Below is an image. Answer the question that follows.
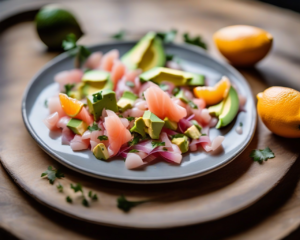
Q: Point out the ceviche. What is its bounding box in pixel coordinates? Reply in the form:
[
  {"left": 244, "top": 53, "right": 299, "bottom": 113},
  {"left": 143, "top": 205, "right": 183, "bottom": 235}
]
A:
[{"left": 43, "top": 32, "right": 246, "bottom": 170}]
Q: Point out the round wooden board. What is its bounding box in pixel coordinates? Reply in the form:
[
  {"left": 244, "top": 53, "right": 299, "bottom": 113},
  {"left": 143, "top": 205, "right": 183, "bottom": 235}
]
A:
[{"left": 1, "top": 0, "right": 300, "bottom": 230}]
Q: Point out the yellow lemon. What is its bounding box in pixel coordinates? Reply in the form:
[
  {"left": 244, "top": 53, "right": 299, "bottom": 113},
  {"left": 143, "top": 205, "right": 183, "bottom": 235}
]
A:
[
  {"left": 257, "top": 87, "right": 300, "bottom": 138},
  {"left": 214, "top": 25, "right": 273, "bottom": 66}
]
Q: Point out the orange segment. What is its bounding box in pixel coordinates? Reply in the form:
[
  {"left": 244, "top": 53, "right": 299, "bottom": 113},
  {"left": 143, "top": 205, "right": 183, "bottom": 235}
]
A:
[
  {"left": 193, "top": 76, "right": 231, "bottom": 106},
  {"left": 59, "top": 93, "right": 84, "bottom": 117}
]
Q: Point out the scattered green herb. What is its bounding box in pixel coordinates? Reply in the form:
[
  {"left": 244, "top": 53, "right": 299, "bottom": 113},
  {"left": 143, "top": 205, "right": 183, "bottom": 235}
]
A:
[
  {"left": 240, "top": 122, "right": 243, "bottom": 127},
  {"left": 171, "top": 133, "right": 185, "bottom": 140},
  {"left": 111, "top": 30, "right": 126, "bottom": 40},
  {"left": 57, "top": 183, "right": 63, "bottom": 193},
  {"left": 93, "top": 92, "right": 103, "bottom": 102},
  {"left": 88, "top": 122, "right": 100, "bottom": 131},
  {"left": 71, "top": 183, "right": 89, "bottom": 207},
  {"left": 250, "top": 147, "right": 275, "bottom": 164},
  {"left": 128, "top": 134, "right": 141, "bottom": 146},
  {"left": 163, "top": 147, "right": 168, "bottom": 151},
  {"left": 44, "top": 99, "right": 48, "bottom": 108},
  {"left": 183, "top": 33, "right": 207, "bottom": 50},
  {"left": 88, "top": 191, "right": 98, "bottom": 201},
  {"left": 126, "top": 116, "right": 135, "bottom": 121},
  {"left": 62, "top": 33, "right": 77, "bottom": 50},
  {"left": 117, "top": 195, "right": 149, "bottom": 212},
  {"left": 159, "top": 83, "right": 169, "bottom": 91},
  {"left": 166, "top": 54, "right": 174, "bottom": 61},
  {"left": 188, "top": 100, "right": 198, "bottom": 109},
  {"left": 151, "top": 141, "right": 165, "bottom": 148},
  {"left": 119, "top": 115, "right": 123, "bottom": 118},
  {"left": 129, "top": 149, "right": 139, "bottom": 153},
  {"left": 98, "top": 135, "right": 108, "bottom": 141},
  {"left": 157, "top": 29, "right": 177, "bottom": 43},
  {"left": 82, "top": 198, "right": 89, "bottom": 207},
  {"left": 63, "top": 83, "right": 75, "bottom": 97},
  {"left": 201, "top": 134, "right": 207, "bottom": 136},
  {"left": 172, "top": 87, "right": 180, "bottom": 96},
  {"left": 125, "top": 81, "right": 135, "bottom": 88},
  {"left": 66, "top": 196, "right": 72, "bottom": 203},
  {"left": 41, "top": 166, "right": 65, "bottom": 184},
  {"left": 142, "top": 92, "right": 145, "bottom": 100}
]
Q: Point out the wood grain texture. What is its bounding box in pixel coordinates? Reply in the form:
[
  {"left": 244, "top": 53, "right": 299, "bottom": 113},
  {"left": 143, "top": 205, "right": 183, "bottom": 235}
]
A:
[{"left": 1, "top": 0, "right": 300, "bottom": 238}]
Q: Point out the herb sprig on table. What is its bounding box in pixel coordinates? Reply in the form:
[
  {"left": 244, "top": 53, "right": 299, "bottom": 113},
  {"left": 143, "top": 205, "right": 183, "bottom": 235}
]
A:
[
  {"left": 250, "top": 147, "right": 275, "bottom": 164},
  {"left": 117, "top": 195, "right": 150, "bottom": 212}
]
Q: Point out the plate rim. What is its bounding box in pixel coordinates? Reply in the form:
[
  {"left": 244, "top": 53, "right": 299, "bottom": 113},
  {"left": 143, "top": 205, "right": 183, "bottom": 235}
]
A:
[{"left": 21, "top": 41, "right": 257, "bottom": 184}]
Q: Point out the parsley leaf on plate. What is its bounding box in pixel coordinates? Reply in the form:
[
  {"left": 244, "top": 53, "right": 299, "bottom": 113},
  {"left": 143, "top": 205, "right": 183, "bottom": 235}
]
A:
[
  {"left": 63, "top": 83, "right": 75, "bottom": 97},
  {"left": 157, "top": 29, "right": 177, "bottom": 43},
  {"left": 240, "top": 122, "right": 243, "bottom": 127},
  {"left": 151, "top": 141, "right": 165, "bottom": 148},
  {"left": 250, "top": 147, "right": 275, "bottom": 164},
  {"left": 128, "top": 134, "right": 141, "bottom": 146},
  {"left": 125, "top": 81, "right": 135, "bottom": 88},
  {"left": 126, "top": 116, "right": 135, "bottom": 121},
  {"left": 117, "top": 195, "right": 149, "bottom": 212},
  {"left": 129, "top": 149, "right": 139, "bottom": 153},
  {"left": 188, "top": 100, "right": 198, "bottom": 109},
  {"left": 159, "top": 83, "right": 169, "bottom": 91},
  {"left": 41, "top": 166, "right": 65, "bottom": 184},
  {"left": 183, "top": 33, "right": 207, "bottom": 50},
  {"left": 66, "top": 196, "right": 72, "bottom": 203},
  {"left": 98, "top": 135, "right": 108, "bottom": 141},
  {"left": 88, "top": 191, "right": 98, "bottom": 201},
  {"left": 44, "top": 99, "right": 48, "bottom": 108},
  {"left": 111, "top": 30, "right": 126, "bottom": 40},
  {"left": 166, "top": 54, "right": 174, "bottom": 61},
  {"left": 88, "top": 122, "right": 100, "bottom": 131},
  {"left": 92, "top": 92, "right": 103, "bottom": 102}
]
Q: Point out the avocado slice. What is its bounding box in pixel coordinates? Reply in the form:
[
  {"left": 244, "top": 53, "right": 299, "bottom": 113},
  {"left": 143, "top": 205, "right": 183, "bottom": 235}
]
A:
[
  {"left": 208, "top": 100, "right": 225, "bottom": 117},
  {"left": 117, "top": 91, "right": 138, "bottom": 112},
  {"left": 121, "top": 32, "right": 165, "bottom": 72},
  {"left": 130, "top": 117, "right": 146, "bottom": 138},
  {"left": 164, "top": 117, "right": 178, "bottom": 131},
  {"left": 67, "top": 118, "right": 88, "bottom": 135},
  {"left": 187, "top": 73, "right": 205, "bottom": 86},
  {"left": 216, "top": 87, "right": 239, "bottom": 129},
  {"left": 171, "top": 135, "right": 189, "bottom": 153},
  {"left": 184, "top": 125, "right": 201, "bottom": 139},
  {"left": 93, "top": 143, "right": 109, "bottom": 161},
  {"left": 190, "top": 120, "right": 202, "bottom": 132},
  {"left": 143, "top": 110, "right": 165, "bottom": 139},
  {"left": 87, "top": 89, "right": 118, "bottom": 121},
  {"left": 69, "top": 90, "right": 82, "bottom": 100}
]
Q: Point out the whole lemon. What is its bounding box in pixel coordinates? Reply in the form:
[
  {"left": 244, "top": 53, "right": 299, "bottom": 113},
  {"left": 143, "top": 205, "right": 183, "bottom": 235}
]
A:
[
  {"left": 257, "top": 87, "right": 300, "bottom": 138},
  {"left": 214, "top": 25, "right": 273, "bottom": 66}
]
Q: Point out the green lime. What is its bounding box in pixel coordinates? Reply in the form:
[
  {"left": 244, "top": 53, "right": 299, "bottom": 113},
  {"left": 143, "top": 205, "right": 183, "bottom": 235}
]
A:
[{"left": 35, "top": 5, "right": 83, "bottom": 50}]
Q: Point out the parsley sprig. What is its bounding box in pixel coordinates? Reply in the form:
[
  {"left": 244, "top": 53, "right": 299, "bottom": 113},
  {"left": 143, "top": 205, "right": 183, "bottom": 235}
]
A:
[
  {"left": 41, "top": 166, "right": 65, "bottom": 184},
  {"left": 126, "top": 116, "right": 135, "bottom": 121},
  {"left": 92, "top": 92, "right": 103, "bottom": 102},
  {"left": 117, "top": 195, "right": 149, "bottom": 212},
  {"left": 71, "top": 183, "right": 90, "bottom": 207},
  {"left": 250, "top": 147, "right": 275, "bottom": 164},
  {"left": 98, "top": 135, "right": 108, "bottom": 141},
  {"left": 88, "top": 122, "right": 100, "bottom": 131},
  {"left": 183, "top": 33, "right": 207, "bottom": 50},
  {"left": 111, "top": 30, "right": 126, "bottom": 40},
  {"left": 151, "top": 141, "right": 165, "bottom": 148},
  {"left": 157, "top": 29, "right": 177, "bottom": 43},
  {"left": 63, "top": 83, "right": 75, "bottom": 97}
]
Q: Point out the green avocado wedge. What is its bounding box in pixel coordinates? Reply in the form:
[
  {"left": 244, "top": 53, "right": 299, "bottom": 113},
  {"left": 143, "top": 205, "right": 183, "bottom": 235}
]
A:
[
  {"left": 216, "top": 87, "right": 239, "bottom": 129},
  {"left": 121, "top": 32, "right": 165, "bottom": 72}
]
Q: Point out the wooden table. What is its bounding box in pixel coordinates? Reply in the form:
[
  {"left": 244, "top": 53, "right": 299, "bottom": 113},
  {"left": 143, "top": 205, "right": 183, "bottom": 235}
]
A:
[{"left": 1, "top": 0, "right": 300, "bottom": 239}]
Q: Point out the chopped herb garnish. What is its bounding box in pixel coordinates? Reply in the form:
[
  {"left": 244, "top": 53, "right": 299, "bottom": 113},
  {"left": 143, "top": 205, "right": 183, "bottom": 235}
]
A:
[
  {"left": 201, "top": 134, "right": 207, "bottom": 136},
  {"left": 188, "top": 100, "right": 198, "bottom": 109},
  {"left": 128, "top": 134, "right": 141, "bottom": 146},
  {"left": 111, "top": 30, "right": 126, "bottom": 40},
  {"left": 156, "top": 29, "right": 177, "bottom": 43},
  {"left": 98, "top": 135, "right": 108, "bottom": 141},
  {"left": 172, "top": 87, "right": 180, "bottom": 95},
  {"left": 151, "top": 141, "right": 165, "bottom": 148},
  {"left": 129, "top": 149, "right": 139, "bottom": 153},
  {"left": 125, "top": 81, "right": 135, "bottom": 88},
  {"left": 183, "top": 33, "right": 207, "bottom": 50},
  {"left": 142, "top": 92, "right": 145, "bottom": 100},
  {"left": 83, "top": 103, "right": 87, "bottom": 107},
  {"left": 159, "top": 83, "right": 169, "bottom": 91},
  {"left": 119, "top": 115, "right": 123, "bottom": 118},
  {"left": 82, "top": 198, "right": 89, "bottom": 207},
  {"left": 57, "top": 183, "right": 63, "bottom": 193},
  {"left": 163, "top": 147, "right": 168, "bottom": 151},
  {"left": 63, "top": 83, "right": 75, "bottom": 97},
  {"left": 166, "top": 54, "right": 174, "bottom": 61},
  {"left": 117, "top": 195, "right": 149, "bottom": 212},
  {"left": 62, "top": 33, "right": 91, "bottom": 68},
  {"left": 88, "top": 122, "right": 100, "bottom": 131},
  {"left": 41, "top": 166, "right": 65, "bottom": 184},
  {"left": 171, "top": 133, "right": 185, "bottom": 140},
  {"left": 88, "top": 191, "right": 98, "bottom": 201},
  {"left": 240, "top": 122, "right": 243, "bottom": 127},
  {"left": 250, "top": 147, "right": 275, "bottom": 164},
  {"left": 126, "top": 116, "right": 135, "bottom": 121},
  {"left": 71, "top": 183, "right": 89, "bottom": 207},
  {"left": 44, "top": 99, "right": 48, "bottom": 108},
  {"left": 92, "top": 92, "right": 103, "bottom": 102},
  {"left": 66, "top": 196, "right": 72, "bottom": 203}
]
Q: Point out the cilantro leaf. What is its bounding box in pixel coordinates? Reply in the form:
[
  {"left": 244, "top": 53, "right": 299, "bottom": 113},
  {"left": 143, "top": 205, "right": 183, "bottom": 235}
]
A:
[
  {"left": 98, "top": 135, "right": 108, "bottom": 141},
  {"left": 117, "top": 195, "right": 149, "bottom": 212},
  {"left": 66, "top": 196, "right": 72, "bottom": 203},
  {"left": 183, "top": 33, "right": 207, "bottom": 50},
  {"left": 171, "top": 133, "right": 186, "bottom": 140},
  {"left": 125, "top": 81, "right": 135, "bottom": 88},
  {"left": 88, "top": 122, "right": 100, "bottom": 131},
  {"left": 41, "top": 166, "right": 65, "bottom": 184},
  {"left": 62, "top": 33, "right": 77, "bottom": 50},
  {"left": 151, "top": 141, "right": 165, "bottom": 148},
  {"left": 157, "top": 29, "right": 177, "bottom": 43},
  {"left": 71, "top": 183, "right": 83, "bottom": 193},
  {"left": 172, "top": 87, "right": 180, "bottom": 96},
  {"left": 82, "top": 198, "right": 89, "bottom": 207},
  {"left": 88, "top": 191, "right": 98, "bottom": 201},
  {"left": 250, "top": 147, "right": 275, "bottom": 164},
  {"left": 240, "top": 122, "right": 243, "bottom": 127},
  {"left": 92, "top": 92, "right": 103, "bottom": 102},
  {"left": 163, "top": 147, "right": 168, "bottom": 151},
  {"left": 63, "top": 83, "right": 75, "bottom": 97},
  {"left": 129, "top": 149, "right": 139, "bottom": 153},
  {"left": 119, "top": 115, "right": 123, "bottom": 118},
  {"left": 166, "top": 54, "right": 174, "bottom": 61},
  {"left": 126, "top": 116, "right": 135, "bottom": 121},
  {"left": 57, "top": 183, "right": 63, "bottom": 193},
  {"left": 111, "top": 30, "right": 126, "bottom": 40},
  {"left": 188, "top": 100, "right": 198, "bottom": 109},
  {"left": 159, "top": 83, "right": 169, "bottom": 91},
  {"left": 201, "top": 133, "right": 207, "bottom": 136},
  {"left": 44, "top": 99, "right": 48, "bottom": 108},
  {"left": 128, "top": 134, "right": 141, "bottom": 146}
]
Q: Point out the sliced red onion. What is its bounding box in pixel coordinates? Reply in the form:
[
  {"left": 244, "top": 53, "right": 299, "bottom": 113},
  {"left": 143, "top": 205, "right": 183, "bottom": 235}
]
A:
[
  {"left": 159, "top": 132, "right": 172, "bottom": 149},
  {"left": 125, "top": 153, "right": 145, "bottom": 170},
  {"left": 178, "top": 118, "right": 192, "bottom": 133},
  {"left": 162, "top": 127, "right": 179, "bottom": 136},
  {"left": 143, "top": 154, "right": 157, "bottom": 163},
  {"left": 159, "top": 151, "right": 182, "bottom": 164},
  {"left": 186, "top": 114, "right": 195, "bottom": 121},
  {"left": 189, "top": 136, "right": 211, "bottom": 147}
]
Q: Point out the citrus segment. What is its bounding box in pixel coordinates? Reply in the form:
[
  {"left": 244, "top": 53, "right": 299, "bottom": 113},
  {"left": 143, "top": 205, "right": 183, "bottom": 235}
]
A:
[{"left": 59, "top": 93, "right": 83, "bottom": 117}]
